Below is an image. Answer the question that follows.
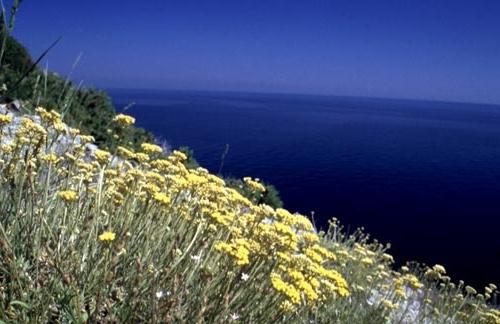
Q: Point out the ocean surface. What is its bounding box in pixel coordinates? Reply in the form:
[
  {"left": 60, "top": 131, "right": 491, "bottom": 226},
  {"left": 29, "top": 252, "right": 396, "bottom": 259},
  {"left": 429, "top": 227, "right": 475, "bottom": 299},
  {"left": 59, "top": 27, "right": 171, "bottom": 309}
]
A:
[{"left": 110, "top": 89, "right": 500, "bottom": 288}]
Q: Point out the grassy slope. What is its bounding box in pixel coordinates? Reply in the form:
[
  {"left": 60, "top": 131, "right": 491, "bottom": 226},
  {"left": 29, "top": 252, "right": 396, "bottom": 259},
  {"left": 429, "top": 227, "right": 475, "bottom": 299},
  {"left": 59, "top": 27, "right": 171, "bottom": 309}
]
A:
[{"left": 0, "top": 106, "right": 498, "bottom": 323}]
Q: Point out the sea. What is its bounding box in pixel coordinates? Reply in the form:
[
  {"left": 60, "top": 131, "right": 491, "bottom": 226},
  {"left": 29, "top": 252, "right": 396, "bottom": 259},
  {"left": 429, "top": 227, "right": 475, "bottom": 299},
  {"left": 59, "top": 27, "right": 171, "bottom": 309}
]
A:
[{"left": 110, "top": 88, "right": 500, "bottom": 288}]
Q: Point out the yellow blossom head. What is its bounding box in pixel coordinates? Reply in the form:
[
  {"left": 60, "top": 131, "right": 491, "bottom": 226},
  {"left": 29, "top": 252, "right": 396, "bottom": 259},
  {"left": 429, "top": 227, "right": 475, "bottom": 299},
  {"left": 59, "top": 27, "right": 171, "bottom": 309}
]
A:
[
  {"left": 0, "top": 114, "right": 12, "bottom": 125},
  {"left": 58, "top": 190, "right": 78, "bottom": 203},
  {"left": 141, "top": 142, "right": 163, "bottom": 155},
  {"left": 113, "top": 113, "right": 135, "bottom": 127},
  {"left": 99, "top": 231, "right": 116, "bottom": 242}
]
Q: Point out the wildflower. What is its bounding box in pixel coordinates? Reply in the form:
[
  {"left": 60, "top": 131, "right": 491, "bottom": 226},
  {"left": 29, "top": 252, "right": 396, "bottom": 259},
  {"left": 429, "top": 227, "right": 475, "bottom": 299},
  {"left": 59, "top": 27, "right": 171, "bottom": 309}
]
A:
[
  {"left": 117, "top": 146, "right": 135, "bottom": 159},
  {"left": 16, "top": 117, "right": 47, "bottom": 143},
  {"left": 141, "top": 142, "right": 163, "bottom": 155},
  {"left": 214, "top": 240, "right": 250, "bottom": 266},
  {"left": 69, "top": 128, "right": 80, "bottom": 136},
  {"left": 99, "top": 231, "right": 116, "bottom": 242},
  {"left": 190, "top": 253, "right": 202, "bottom": 262},
  {"left": 424, "top": 269, "right": 441, "bottom": 280},
  {"left": 280, "top": 300, "right": 295, "bottom": 312},
  {"left": 0, "top": 114, "right": 12, "bottom": 125},
  {"left": 432, "top": 264, "right": 446, "bottom": 274},
  {"left": 361, "top": 257, "right": 374, "bottom": 266},
  {"left": 381, "top": 298, "right": 397, "bottom": 310},
  {"left": 395, "top": 287, "right": 406, "bottom": 299},
  {"left": 134, "top": 152, "right": 150, "bottom": 163},
  {"left": 230, "top": 313, "right": 240, "bottom": 321},
  {"left": 53, "top": 121, "right": 66, "bottom": 133},
  {"left": 94, "top": 149, "right": 111, "bottom": 164},
  {"left": 58, "top": 190, "right": 78, "bottom": 203},
  {"left": 79, "top": 135, "right": 95, "bottom": 143},
  {"left": 41, "top": 153, "right": 59, "bottom": 165},
  {"left": 243, "top": 176, "right": 266, "bottom": 193},
  {"left": 465, "top": 285, "right": 477, "bottom": 295},
  {"left": 171, "top": 150, "right": 187, "bottom": 162},
  {"left": 270, "top": 272, "right": 301, "bottom": 305},
  {"left": 113, "top": 113, "right": 135, "bottom": 127},
  {"left": 156, "top": 291, "right": 164, "bottom": 299},
  {"left": 0, "top": 144, "right": 14, "bottom": 153},
  {"left": 241, "top": 273, "right": 249, "bottom": 281},
  {"left": 382, "top": 253, "right": 394, "bottom": 263},
  {"left": 153, "top": 192, "right": 171, "bottom": 207}
]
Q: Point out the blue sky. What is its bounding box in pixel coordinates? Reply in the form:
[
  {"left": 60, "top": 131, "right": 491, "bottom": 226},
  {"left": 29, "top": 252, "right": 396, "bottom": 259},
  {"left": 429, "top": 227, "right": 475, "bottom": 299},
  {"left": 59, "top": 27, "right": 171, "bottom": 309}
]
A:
[{"left": 9, "top": 0, "right": 500, "bottom": 104}]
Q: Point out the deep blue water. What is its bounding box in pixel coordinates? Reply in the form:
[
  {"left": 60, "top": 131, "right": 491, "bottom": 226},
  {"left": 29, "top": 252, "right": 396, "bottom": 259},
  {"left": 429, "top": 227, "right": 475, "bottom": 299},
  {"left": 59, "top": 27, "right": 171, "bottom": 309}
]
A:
[{"left": 110, "top": 89, "right": 500, "bottom": 288}]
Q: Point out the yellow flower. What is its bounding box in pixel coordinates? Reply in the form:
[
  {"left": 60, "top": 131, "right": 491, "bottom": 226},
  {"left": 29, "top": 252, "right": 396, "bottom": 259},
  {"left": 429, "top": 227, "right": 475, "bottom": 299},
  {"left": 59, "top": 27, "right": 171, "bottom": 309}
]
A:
[
  {"left": 243, "top": 176, "right": 266, "bottom": 193},
  {"left": 214, "top": 239, "right": 250, "bottom": 266},
  {"left": 270, "top": 272, "right": 301, "bottom": 305},
  {"left": 0, "top": 114, "right": 12, "bottom": 125},
  {"left": 117, "top": 146, "right": 135, "bottom": 159},
  {"left": 41, "top": 153, "right": 59, "bottom": 165},
  {"left": 361, "top": 257, "right": 374, "bottom": 266},
  {"left": 79, "top": 135, "right": 95, "bottom": 143},
  {"left": 99, "top": 231, "right": 116, "bottom": 242},
  {"left": 432, "top": 264, "right": 446, "bottom": 274},
  {"left": 465, "top": 285, "right": 477, "bottom": 295},
  {"left": 58, "top": 190, "right": 78, "bottom": 203},
  {"left": 404, "top": 274, "right": 423, "bottom": 290},
  {"left": 94, "top": 149, "right": 111, "bottom": 164},
  {"left": 171, "top": 150, "right": 187, "bottom": 162},
  {"left": 113, "top": 113, "right": 135, "bottom": 127},
  {"left": 141, "top": 142, "right": 163, "bottom": 155},
  {"left": 153, "top": 192, "right": 171, "bottom": 207},
  {"left": 381, "top": 299, "right": 397, "bottom": 310},
  {"left": 134, "top": 152, "right": 150, "bottom": 163}
]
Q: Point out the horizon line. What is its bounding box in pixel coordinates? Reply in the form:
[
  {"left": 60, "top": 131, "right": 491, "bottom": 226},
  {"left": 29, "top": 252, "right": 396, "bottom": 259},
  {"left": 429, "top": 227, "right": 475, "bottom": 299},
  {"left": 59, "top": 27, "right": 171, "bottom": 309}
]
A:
[{"left": 103, "top": 86, "right": 500, "bottom": 108}]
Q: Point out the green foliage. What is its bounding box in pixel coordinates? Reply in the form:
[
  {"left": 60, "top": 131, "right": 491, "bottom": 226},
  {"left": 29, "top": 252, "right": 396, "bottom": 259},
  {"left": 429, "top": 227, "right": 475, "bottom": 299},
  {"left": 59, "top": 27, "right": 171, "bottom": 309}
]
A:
[
  {"left": 0, "top": 32, "right": 153, "bottom": 151},
  {"left": 178, "top": 146, "right": 200, "bottom": 169},
  {"left": 0, "top": 29, "right": 32, "bottom": 74}
]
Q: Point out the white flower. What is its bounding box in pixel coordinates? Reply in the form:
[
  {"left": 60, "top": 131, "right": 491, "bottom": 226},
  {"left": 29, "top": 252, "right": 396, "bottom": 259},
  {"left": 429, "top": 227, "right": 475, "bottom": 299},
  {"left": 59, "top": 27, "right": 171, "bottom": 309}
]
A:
[
  {"left": 156, "top": 291, "right": 164, "bottom": 299},
  {"left": 230, "top": 313, "right": 240, "bottom": 321},
  {"left": 241, "top": 273, "right": 249, "bottom": 281},
  {"left": 190, "top": 253, "right": 202, "bottom": 262}
]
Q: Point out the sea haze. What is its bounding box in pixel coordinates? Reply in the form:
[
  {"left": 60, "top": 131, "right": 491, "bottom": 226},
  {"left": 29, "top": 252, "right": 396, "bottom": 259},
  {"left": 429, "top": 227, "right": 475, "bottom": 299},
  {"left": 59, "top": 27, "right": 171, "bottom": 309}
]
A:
[{"left": 110, "top": 89, "right": 500, "bottom": 288}]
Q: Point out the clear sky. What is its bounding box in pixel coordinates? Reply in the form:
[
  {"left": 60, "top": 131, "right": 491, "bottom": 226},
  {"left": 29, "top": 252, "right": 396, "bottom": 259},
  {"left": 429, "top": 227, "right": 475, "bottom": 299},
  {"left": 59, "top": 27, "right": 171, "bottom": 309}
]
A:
[{"left": 9, "top": 0, "right": 500, "bottom": 104}]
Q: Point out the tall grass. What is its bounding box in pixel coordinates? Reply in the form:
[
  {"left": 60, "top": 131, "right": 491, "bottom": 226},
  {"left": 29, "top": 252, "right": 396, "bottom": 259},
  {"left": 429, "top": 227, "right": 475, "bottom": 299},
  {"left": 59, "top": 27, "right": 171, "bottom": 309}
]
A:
[
  {"left": 0, "top": 107, "right": 498, "bottom": 323},
  {"left": 0, "top": 0, "right": 22, "bottom": 68}
]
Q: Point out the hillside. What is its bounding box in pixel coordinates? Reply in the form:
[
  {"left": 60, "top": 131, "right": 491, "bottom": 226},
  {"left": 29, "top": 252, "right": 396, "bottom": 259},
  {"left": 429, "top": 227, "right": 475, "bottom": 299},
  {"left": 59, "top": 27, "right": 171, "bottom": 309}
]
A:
[{"left": 0, "top": 104, "right": 498, "bottom": 322}]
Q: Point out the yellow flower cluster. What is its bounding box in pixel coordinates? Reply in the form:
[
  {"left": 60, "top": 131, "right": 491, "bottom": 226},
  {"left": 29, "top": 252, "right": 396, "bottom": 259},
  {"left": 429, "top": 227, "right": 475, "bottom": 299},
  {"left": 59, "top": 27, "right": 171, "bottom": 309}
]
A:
[
  {"left": 35, "top": 107, "right": 66, "bottom": 132},
  {"left": 1, "top": 107, "right": 497, "bottom": 323},
  {"left": 41, "top": 153, "right": 59, "bottom": 165},
  {"left": 113, "top": 113, "right": 135, "bottom": 127},
  {"left": 141, "top": 142, "right": 163, "bottom": 155},
  {"left": 58, "top": 190, "right": 78, "bottom": 203},
  {"left": 243, "top": 176, "right": 266, "bottom": 193},
  {"left": 153, "top": 192, "right": 171, "bottom": 207},
  {"left": 16, "top": 117, "right": 47, "bottom": 144},
  {"left": 0, "top": 114, "right": 12, "bottom": 125},
  {"left": 94, "top": 149, "right": 111, "bottom": 164},
  {"left": 214, "top": 239, "right": 250, "bottom": 266}
]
